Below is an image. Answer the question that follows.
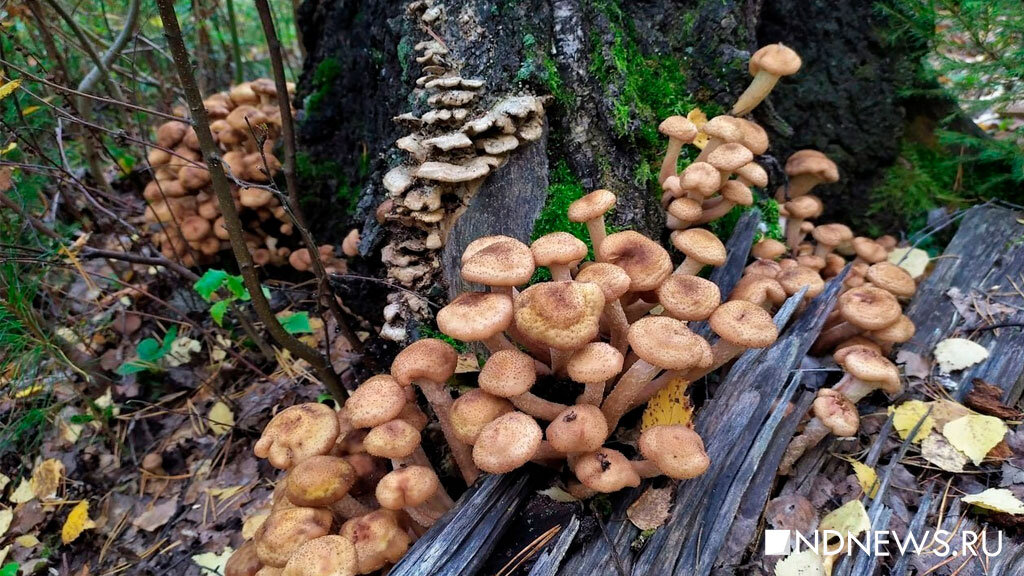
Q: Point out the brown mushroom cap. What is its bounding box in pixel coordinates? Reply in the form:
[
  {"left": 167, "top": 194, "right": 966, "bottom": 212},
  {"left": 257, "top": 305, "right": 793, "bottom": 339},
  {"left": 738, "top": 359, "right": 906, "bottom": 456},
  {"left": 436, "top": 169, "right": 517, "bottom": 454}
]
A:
[
  {"left": 546, "top": 404, "right": 609, "bottom": 453},
  {"left": 156, "top": 121, "right": 188, "bottom": 148},
  {"left": 363, "top": 420, "right": 421, "bottom": 459},
  {"left": 868, "top": 314, "right": 916, "bottom": 343},
  {"left": 745, "top": 258, "right": 783, "bottom": 279},
  {"left": 865, "top": 262, "right": 916, "bottom": 299},
  {"left": 735, "top": 119, "right": 769, "bottom": 155},
  {"left": 375, "top": 466, "right": 440, "bottom": 509},
  {"left": 784, "top": 195, "right": 823, "bottom": 219},
  {"left": 670, "top": 228, "right": 727, "bottom": 267},
  {"left": 478, "top": 349, "right": 536, "bottom": 397},
  {"left": 391, "top": 338, "right": 458, "bottom": 386},
  {"left": 679, "top": 162, "right": 721, "bottom": 198},
  {"left": 751, "top": 238, "right": 787, "bottom": 260},
  {"left": 574, "top": 263, "right": 631, "bottom": 301},
  {"left": 472, "top": 411, "right": 543, "bottom": 473},
  {"left": 629, "top": 316, "right": 712, "bottom": 370},
  {"left": 708, "top": 142, "right": 754, "bottom": 173},
  {"left": 181, "top": 215, "right": 211, "bottom": 241},
  {"left": 836, "top": 346, "right": 901, "bottom": 394},
  {"left": 436, "top": 292, "right": 513, "bottom": 342},
  {"left": 340, "top": 510, "right": 410, "bottom": 574},
  {"left": 531, "top": 232, "right": 588, "bottom": 268},
  {"left": 729, "top": 275, "right": 787, "bottom": 308},
  {"left": 285, "top": 455, "right": 357, "bottom": 507},
  {"left": 668, "top": 197, "right": 703, "bottom": 222},
  {"left": 658, "top": 115, "right": 698, "bottom": 141},
  {"left": 572, "top": 448, "right": 641, "bottom": 492},
  {"left": 450, "top": 389, "right": 514, "bottom": 444},
  {"left": 461, "top": 235, "right": 536, "bottom": 287},
  {"left": 785, "top": 152, "right": 838, "bottom": 187},
  {"left": 734, "top": 162, "right": 769, "bottom": 187},
  {"left": 812, "top": 389, "right": 859, "bottom": 437},
  {"left": 638, "top": 425, "right": 710, "bottom": 479},
  {"left": 656, "top": 275, "right": 721, "bottom": 321},
  {"left": 226, "top": 541, "right": 263, "bottom": 576},
  {"left": 701, "top": 116, "right": 744, "bottom": 143},
  {"left": 346, "top": 375, "right": 407, "bottom": 428},
  {"left": 289, "top": 248, "right": 313, "bottom": 272},
  {"left": 282, "top": 535, "right": 357, "bottom": 576},
  {"left": 838, "top": 286, "right": 902, "bottom": 330},
  {"left": 597, "top": 231, "right": 673, "bottom": 291},
  {"left": 749, "top": 43, "right": 802, "bottom": 77},
  {"left": 240, "top": 187, "right": 274, "bottom": 209},
  {"left": 777, "top": 266, "right": 825, "bottom": 298},
  {"left": 719, "top": 180, "right": 754, "bottom": 206},
  {"left": 255, "top": 403, "right": 341, "bottom": 469},
  {"left": 568, "top": 189, "right": 616, "bottom": 223},
  {"left": 709, "top": 300, "right": 779, "bottom": 348},
  {"left": 256, "top": 507, "right": 333, "bottom": 567},
  {"left": 513, "top": 281, "right": 604, "bottom": 350},
  {"left": 812, "top": 223, "right": 854, "bottom": 248},
  {"left": 566, "top": 342, "right": 624, "bottom": 384},
  {"left": 852, "top": 237, "right": 887, "bottom": 264}
]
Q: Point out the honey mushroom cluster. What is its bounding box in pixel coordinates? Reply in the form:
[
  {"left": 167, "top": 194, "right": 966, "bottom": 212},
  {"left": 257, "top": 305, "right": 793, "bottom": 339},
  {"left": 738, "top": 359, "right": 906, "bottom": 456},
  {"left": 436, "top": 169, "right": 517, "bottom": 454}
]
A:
[{"left": 142, "top": 79, "right": 347, "bottom": 274}]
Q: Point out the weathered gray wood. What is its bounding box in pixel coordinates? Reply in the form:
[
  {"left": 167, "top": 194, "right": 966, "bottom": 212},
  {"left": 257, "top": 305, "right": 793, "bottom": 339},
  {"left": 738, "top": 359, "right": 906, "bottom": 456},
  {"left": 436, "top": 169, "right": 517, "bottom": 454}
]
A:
[
  {"left": 528, "top": 515, "right": 581, "bottom": 576},
  {"left": 708, "top": 209, "right": 761, "bottom": 299},
  {"left": 556, "top": 487, "right": 643, "bottom": 576}
]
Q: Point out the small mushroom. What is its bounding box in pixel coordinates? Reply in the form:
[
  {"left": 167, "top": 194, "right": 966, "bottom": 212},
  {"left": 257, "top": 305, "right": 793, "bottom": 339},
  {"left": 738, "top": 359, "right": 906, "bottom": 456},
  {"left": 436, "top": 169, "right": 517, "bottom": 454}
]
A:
[
  {"left": 478, "top": 349, "right": 567, "bottom": 421},
  {"left": 513, "top": 281, "right": 604, "bottom": 373},
  {"left": 597, "top": 231, "right": 673, "bottom": 292},
  {"left": 375, "top": 465, "right": 449, "bottom": 527},
  {"left": 811, "top": 223, "right": 853, "bottom": 258},
  {"left": 340, "top": 510, "right": 411, "bottom": 575},
  {"left": 567, "top": 189, "right": 617, "bottom": 254},
  {"left": 254, "top": 403, "right": 341, "bottom": 470},
  {"left": 255, "top": 507, "right": 333, "bottom": 567},
  {"left": 782, "top": 150, "right": 839, "bottom": 200},
  {"left": 695, "top": 180, "right": 753, "bottom": 224},
  {"left": 670, "top": 229, "right": 727, "bottom": 275},
  {"left": 678, "top": 162, "right": 721, "bottom": 203},
  {"left": 657, "top": 116, "right": 699, "bottom": 185},
  {"left": 436, "top": 292, "right": 516, "bottom": 352},
  {"left": 574, "top": 263, "right": 632, "bottom": 353},
  {"left": 281, "top": 535, "right": 357, "bottom": 576},
  {"left": 751, "top": 238, "right": 787, "bottom": 261},
  {"left": 778, "top": 388, "right": 860, "bottom": 475},
  {"left": 226, "top": 541, "right": 263, "bottom": 576},
  {"left": 285, "top": 455, "right": 371, "bottom": 518},
  {"left": 636, "top": 424, "right": 710, "bottom": 479},
  {"left": 728, "top": 275, "right": 786, "bottom": 312},
  {"left": 450, "top": 389, "right": 514, "bottom": 445},
  {"left": 731, "top": 43, "right": 802, "bottom": 116},
  {"left": 571, "top": 448, "right": 640, "bottom": 493},
  {"left": 472, "top": 411, "right": 543, "bottom": 473},
  {"left": 461, "top": 236, "right": 536, "bottom": 295},
  {"left": 681, "top": 300, "right": 778, "bottom": 382},
  {"left": 566, "top": 342, "right": 624, "bottom": 405},
  {"left": 530, "top": 232, "right": 588, "bottom": 281},
  {"left": 546, "top": 404, "right": 609, "bottom": 453},
  {"left": 345, "top": 375, "right": 407, "bottom": 429},
  {"left": 657, "top": 274, "right": 721, "bottom": 321},
  {"left": 833, "top": 345, "right": 902, "bottom": 402},
  {"left": 813, "top": 286, "right": 902, "bottom": 353}
]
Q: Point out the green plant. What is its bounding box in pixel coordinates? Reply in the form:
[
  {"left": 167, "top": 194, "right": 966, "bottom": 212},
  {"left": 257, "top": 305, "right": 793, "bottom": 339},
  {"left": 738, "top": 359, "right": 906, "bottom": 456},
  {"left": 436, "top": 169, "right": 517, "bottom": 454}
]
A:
[
  {"left": 115, "top": 325, "right": 179, "bottom": 375},
  {"left": 305, "top": 57, "right": 343, "bottom": 114},
  {"left": 193, "top": 268, "right": 313, "bottom": 333}
]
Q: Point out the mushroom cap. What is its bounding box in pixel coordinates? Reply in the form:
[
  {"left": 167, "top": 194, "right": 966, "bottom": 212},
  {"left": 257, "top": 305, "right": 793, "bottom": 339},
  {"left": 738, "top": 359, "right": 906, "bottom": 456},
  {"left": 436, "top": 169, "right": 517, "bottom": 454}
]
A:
[
  {"left": 784, "top": 195, "right": 823, "bottom": 219},
  {"left": 638, "top": 425, "right": 711, "bottom": 479},
  {"left": 656, "top": 275, "right": 721, "bottom": 321},
  {"left": 251, "top": 78, "right": 279, "bottom": 97},
  {"left": 628, "top": 316, "right": 712, "bottom": 370},
  {"left": 363, "top": 420, "right": 421, "bottom": 459},
  {"left": 749, "top": 43, "right": 802, "bottom": 76},
  {"left": 707, "top": 143, "right": 753, "bottom": 172},
  {"left": 472, "top": 411, "right": 543, "bottom": 473},
  {"left": 662, "top": 175, "right": 683, "bottom": 198},
  {"left": 230, "top": 82, "right": 260, "bottom": 105},
  {"left": 701, "top": 116, "right": 744, "bottom": 143},
  {"left": 574, "top": 263, "right": 631, "bottom": 301},
  {"left": 255, "top": 403, "right": 341, "bottom": 470},
  {"left": 345, "top": 375, "right": 407, "bottom": 428},
  {"left": 513, "top": 281, "right": 605, "bottom": 350},
  {"left": 572, "top": 448, "right": 641, "bottom": 493},
  {"left": 670, "top": 228, "right": 727, "bottom": 267},
  {"left": 736, "top": 119, "right": 769, "bottom": 155},
  {"left": 289, "top": 248, "right": 313, "bottom": 272},
  {"left": 734, "top": 162, "right": 768, "bottom": 187},
  {"left": 852, "top": 237, "right": 887, "bottom": 264},
  {"left": 450, "top": 389, "right": 514, "bottom": 445},
  {"left": 729, "top": 275, "right": 787, "bottom": 308},
  {"left": 778, "top": 266, "right": 825, "bottom": 298},
  {"left": 531, "top": 232, "right": 588, "bottom": 267},
  {"left": 282, "top": 535, "right": 357, "bottom": 576},
  {"left": 226, "top": 541, "right": 263, "bottom": 576},
  {"left": 668, "top": 197, "right": 703, "bottom": 222},
  {"left": 679, "top": 162, "right": 721, "bottom": 198},
  {"left": 391, "top": 338, "right": 458, "bottom": 386},
  {"left": 868, "top": 314, "right": 915, "bottom": 344},
  {"left": 568, "top": 189, "right": 616, "bottom": 223},
  {"left": 812, "top": 223, "right": 854, "bottom": 247},
  {"left": 546, "top": 404, "right": 609, "bottom": 453},
  {"left": 745, "top": 258, "right": 783, "bottom": 279},
  {"left": 835, "top": 337, "right": 883, "bottom": 355},
  {"left": 812, "top": 388, "right": 859, "bottom": 437},
  {"left": 156, "top": 121, "right": 188, "bottom": 148},
  {"left": 719, "top": 180, "right": 754, "bottom": 205},
  {"left": 436, "top": 292, "right": 513, "bottom": 341},
  {"left": 478, "top": 349, "right": 536, "bottom": 397},
  {"left": 658, "top": 115, "right": 698, "bottom": 141},
  {"left": 566, "top": 342, "right": 624, "bottom": 384},
  {"left": 181, "top": 215, "right": 211, "bottom": 241},
  {"left": 709, "top": 300, "right": 779, "bottom": 348},
  {"left": 375, "top": 466, "right": 440, "bottom": 509},
  {"left": 865, "top": 262, "right": 916, "bottom": 298},
  {"left": 796, "top": 254, "right": 826, "bottom": 271},
  {"left": 240, "top": 187, "right": 274, "bottom": 208},
  {"left": 342, "top": 229, "right": 360, "bottom": 257},
  {"left": 785, "top": 151, "right": 838, "bottom": 183},
  {"left": 461, "top": 235, "right": 536, "bottom": 286},
  {"left": 285, "top": 455, "right": 357, "bottom": 507},
  {"left": 340, "top": 510, "right": 410, "bottom": 574},
  {"left": 836, "top": 346, "right": 901, "bottom": 394},
  {"left": 838, "top": 286, "right": 902, "bottom": 330},
  {"left": 751, "top": 238, "right": 787, "bottom": 260},
  {"left": 256, "top": 507, "right": 333, "bottom": 567}
]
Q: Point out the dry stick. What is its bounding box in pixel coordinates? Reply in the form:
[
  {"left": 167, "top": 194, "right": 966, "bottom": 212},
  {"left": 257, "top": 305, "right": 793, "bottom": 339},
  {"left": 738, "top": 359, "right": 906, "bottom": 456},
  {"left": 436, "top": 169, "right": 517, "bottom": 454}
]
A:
[
  {"left": 155, "top": 0, "right": 345, "bottom": 402},
  {"left": 224, "top": 0, "right": 245, "bottom": 84},
  {"left": 42, "top": 0, "right": 125, "bottom": 100}
]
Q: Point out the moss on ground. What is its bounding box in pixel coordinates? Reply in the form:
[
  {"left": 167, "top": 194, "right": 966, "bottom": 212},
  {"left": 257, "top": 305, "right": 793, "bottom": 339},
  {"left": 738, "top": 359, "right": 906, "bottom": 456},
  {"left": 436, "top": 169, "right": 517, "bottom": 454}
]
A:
[
  {"left": 516, "top": 33, "right": 575, "bottom": 108},
  {"left": 709, "top": 197, "right": 784, "bottom": 245},
  {"left": 305, "top": 57, "right": 342, "bottom": 115}
]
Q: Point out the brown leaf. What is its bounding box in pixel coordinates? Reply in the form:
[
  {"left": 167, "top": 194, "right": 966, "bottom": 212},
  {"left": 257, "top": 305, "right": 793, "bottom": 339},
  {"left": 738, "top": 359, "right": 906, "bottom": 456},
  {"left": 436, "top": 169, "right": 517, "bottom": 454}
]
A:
[
  {"left": 0, "top": 167, "right": 11, "bottom": 192},
  {"left": 896, "top": 350, "right": 931, "bottom": 381},
  {"left": 965, "top": 379, "right": 1023, "bottom": 420},
  {"left": 626, "top": 487, "right": 673, "bottom": 531},
  {"left": 132, "top": 497, "right": 179, "bottom": 532},
  {"left": 765, "top": 494, "right": 818, "bottom": 534}
]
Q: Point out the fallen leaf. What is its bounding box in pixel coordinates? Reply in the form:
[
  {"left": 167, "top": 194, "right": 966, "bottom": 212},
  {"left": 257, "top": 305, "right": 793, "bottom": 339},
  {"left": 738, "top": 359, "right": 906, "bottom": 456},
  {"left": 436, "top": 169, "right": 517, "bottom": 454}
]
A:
[
  {"left": 207, "top": 485, "right": 244, "bottom": 500},
  {"left": 819, "top": 500, "right": 870, "bottom": 539},
  {"left": 775, "top": 548, "right": 825, "bottom": 576},
  {"left": 166, "top": 336, "right": 201, "bottom": 367},
  {"left": 454, "top": 352, "right": 480, "bottom": 373},
  {"left": 890, "top": 400, "right": 934, "bottom": 443},
  {"left": 537, "top": 486, "right": 578, "bottom": 503},
  {"left": 0, "top": 79, "right": 21, "bottom": 101},
  {"left": 943, "top": 414, "right": 1008, "bottom": 465},
  {"left": 934, "top": 338, "right": 989, "bottom": 374},
  {"left": 207, "top": 402, "right": 234, "bottom": 436},
  {"left": 0, "top": 474, "right": 8, "bottom": 492},
  {"left": 0, "top": 545, "right": 9, "bottom": 566},
  {"left": 965, "top": 379, "right": 1023, "bottom": 420},
  {"left": 9, "top": 479, "right": 33, "bottom": 504},
  {"left": 132, "top": 497, "right": 179, "bottom": 532},
  {"left": 242, "top": 511, "right": 269, "bottom": 540},
  {"left": 61, "top": 500, "right": 96, "bottom": 544},
  {"left": 0, "top": 510, "right": 11, "bottom": 539},
  {"left": 895, "top": 350, "right": 930, "bottom": 380},
  {"left": 14, "top": 534, "right": 38, "bottom": 547},
  {"left": 641, "top": 376, "right": 693, "bottom": 431},
  {"left": 929, "top": 400, "right": 972, "bottom": 427},
  {"left": 30, "top": 459, "right": 64, "bottom": 500},
  {"left": 850, "top": 461, "right": 879, "bottom": 498},
  {"left": 962, "top": 488, "right": 1024, "bottom": 515},
  {"left": 888, "top": 247, "right": 929, "bottom": 279},
  {"left": 921, "top": 433, "right": 969, "bottom": 472},
  {"left": 627, "top": 486, "right": 673, "bottom": 531},
  {"left": 192, "top": 546, "right": 234, "bottom": 576}
]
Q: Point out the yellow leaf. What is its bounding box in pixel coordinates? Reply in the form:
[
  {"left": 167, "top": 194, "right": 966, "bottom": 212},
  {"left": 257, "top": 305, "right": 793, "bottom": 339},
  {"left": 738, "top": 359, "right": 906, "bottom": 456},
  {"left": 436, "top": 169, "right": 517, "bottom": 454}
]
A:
[
  {"left": 207, "top": 401, "right": 234, "bottom": 436},
  {"left": 943, "top": 414, "right": 1007, "bottom": 465},
  {"left": 641, "top": 376, "right": 693, "bottom": 431},
  {"left": 9, "top": 479, "right": 34, "bottom": 504},
  {"left": 889, "top": 400, "right": 933, "bottom": 443},
  {"left": 0, "top": 474, "right": 9, "bottom": 492},
  {"left": 933, "top": 338, "right": 989, "bottom": 374},
  {"left": 13, "top": 383, "right": 44, "bottom": 399},
  {"left": 850, "top": 461, "right": 878, "bottom": 498},
  {"left": 242, "top": 511, "right": 269, "bottom": 540},
  {"left": 0, "top": 509, "right": 12, "bottom": 539},
  {"left": 0, "top": 545, "right": 9, "bottom": 565},
  {"left": 192, "top": 547, "right": 234, "bottom": 575},
  {"left": 887, "top": 247, "right": 930, "bottom": 279},
  {"left": 31, "top": 458, "right": 64, "bottom": 500},
  {"left": 920, "top": 432, "right": 968, "bottom": 472},
  {"left": 775, "top": 548, "right": 825, "bottom": 576},
  {"left": 686, "top": 107, "right": 708, "bottom": 128},
  {"left": 20, "top": 105, "right": 39, "bottom": 116},
  {"left": 61, "top": 500, "right": 96, "bottom": 544},
  {"left": 15, "top": 534, "right": 39, "bottom": 547},
  {"left": 820, "top": 500, "right": 871, "bottom": 539},
  {"left": 0, "top": 142, "right": 15, "bottom": 155},
  {"left": 0, "top": 79, "right": 21, "bottom": 101},
  {"left": 962, "top": 488, "right": 1024, "bottom": 515}
]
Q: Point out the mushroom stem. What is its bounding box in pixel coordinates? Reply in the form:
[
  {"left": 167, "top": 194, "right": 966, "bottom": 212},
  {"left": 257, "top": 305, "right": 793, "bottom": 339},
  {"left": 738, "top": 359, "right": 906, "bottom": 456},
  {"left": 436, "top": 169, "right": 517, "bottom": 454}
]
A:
[
  {"left": 605, "top": 301, "right": 630, "bottom": 355},
  {"left": 659, "top": 139, "right": 684, "bottom": 185},
  {"left": 630, "top": 459, "right": 662, "bottom": 479},
  {"left": 330, "top": 494, "right": 374, "bottom": 519},
  {"left": 601, "top": 360, "right": 662, "bottom": 431},
  {"left": 681, "top": 339, "right": 747, "bottom": 382},
  {"left": 813, "top": 243, "right": 838, "bottom": 259},
  {"left": 731, "top": 70, "right": 781, "bottom": 116},
  {"left": 414, "top": 379, "right": 480, "bottom": 485},
  {"left": 578, "top": 380, "right": 606, "bottom": 405},
  {"left": 785, "top": 217, "right": 806, "bottom": 250},
  {"left": 549, "top": 265, "right": 573, "bottom": 282},
  {"left": 787, "top": 174, "right": 823, "bottom": 198},
  {"left": 624, "top": 299, "right": 658, "bottom": 323},
  {"left": 675, "top": 257, "right": 705, "bottom": 276},
  {"left": 811, "top": 322, "right": 862, "bottom": 355},
  {"left": 510, "top": 393, "right": 569, "bottom": 422},
  {"left": 585, "top": 217, "right": 607, "bottom": 255},
  {"left": 694, "top": 138, "right": 724, "bottom": 163},
  {"left": 532, "top": 440, "right": 563, "bottom": 462},
  {"left": 550, "top": 348, "right": 570, "bottom": 374},
  {"left": 630, "top": 372, "right": 686, "bottom": 411},
  {"left": 778, "top": 417, "right": 830, "bottom": 475},
  {"left": 695, "top": 199, "right": 737, "bottom": 224},
  {"left": 833, "top": 374, "right": 878, "bottom": 403}
]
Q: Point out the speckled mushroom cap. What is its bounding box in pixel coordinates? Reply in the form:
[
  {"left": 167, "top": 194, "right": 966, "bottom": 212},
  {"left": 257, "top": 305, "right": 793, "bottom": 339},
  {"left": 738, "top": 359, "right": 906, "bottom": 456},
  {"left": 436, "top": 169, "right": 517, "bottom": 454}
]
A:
[
  {"left": 450, "top": 389, "right": 514, "bottom": 445},
  {"left": 796, "top": 254, "right": 826, "bottom": 271},
  {"left": 639, "top": 425, "right": 710, "bottom": 479},
  {"left": 391, "top": 338, "right": 458, "bottom": 386},
  {"left": 657, "top": 275, "right": 721, "bottom": 321},
  {"left": 834, "top": 337, "right": 882, "bottom": 355},
  {"left": 282, "top": 535, "right": 357, "bottom": 576},
  {"left": 750, "top": 43, "right": 802, "bottom": 76},
  {"left": 670, "top": 228, "right": 727, "bottom": 267},
  {"left": 572, "top": 448, "right": 641, "bottom": 493},
  {"left": 375, "top": 466, "right": 440, "bottom": 509},
  {"left": 574, "top": 263, "right": 631, "bottom": 301},
  {"left": 736, "top": 118, "right": 769, "bottom": 155},
  {"left": 531, "top": 232, "right": 588, "bottom": 268},
  {"left": 708, "top": 142, "right": 754, "bottom": 172},
  {"left": 812, "top": 389, "right": 859, "bottom": 438},
  {"left": 363, "top": 420, "right": 420, "bottom": 459},
  {"left": 719, "top": 180, "right": 754, "bottom": 205},
  {"left": 778, "top": 266, "right": 825, "bottom": 298},
  {"left": 734, "top": 162, "right": 769, "bottom": 187},
  {"left": 345, "top": 375, "right": 407, "bottom": 429},
  {"left": 436, "top": 292, "right": 513, "bottom": 341},
  {"left": 461, "top": 235, "right": 535, "bottom": 286},
  {"left": 865, "top": 262, "right": 916, "bottom": 299},
  {"left": 868, "top": 314, "right": 916, "bottom": 343},
  {"left": 568, "top": 189, "right": 617, "bottom": 223},
  {"left": 784, "top": 195, "right": 824, "bottom": 219},
  {"left": 628, "top": 316, "right": 712, "bottom": 370},
  {"left": 812, "top": 223, "right": 853, "bottom": 248},
  {"left": 255, "top": 403, "right": 341, "bottom": 470},
  {"left": 745, "top": 258, "right": 783, "bottom": 278},
  {"left": 285, "top": 455, "right": 356, "bottom": 507},
  {"left": 566, "top": 342, "right": 624, "bottom": 383},
  {"left": 836, "top": 346, "right": 902, "bottom": 394},
  {"left": 785, "top": 151, "right": 838, "bottom": 182},
  {"left": 679, "top": 162, "right": 721, "bottom": 198},
  {"left": 597, "top": 232, "right": 674, "bottom": 292},
  {"left": 668, "top": 198, "right": 703, "bottom": 222},
  {"left": 226, "top": 541, "right": 262, "bottom": 576},
  {"left": 513, "top": 281, "right": 604, "bottom": 350},
  {"left": 256, "top": 507, "right": 334, "bottom": 567},
  {"left": 709, "top": 300, "right": 779, "bottom": 348},
  {"left": 662, "top": 175, "right": 683, "bottom": 198},
  {"left": 478, "top": 349, "right": 536, "bottom": 397},
  {"left": 729, "top": 275, "right": 787, "bottom": 307},
  {"left": 658, "top": 115, "right": 698, "bottom": 141},
  {"left": 751, "top": 239, "right": 787, "bottom": 260},
  {"left": 546, "top": 404, "right": 609, "bottom": 454},
  {"left": 472, "top": 411, "right": 543, "bottom": 473},
  {"left": 701, "top": 115, "right": 744, "bottom": 143},
  {"left": 838, "top": 286, "right": 902, "bottom": 330},
  {"left": 852, "top": 237, "right": 887, "bottom": 264},
  {"left": 340, "top": 510, "right": 410, "bottom": 575}
]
